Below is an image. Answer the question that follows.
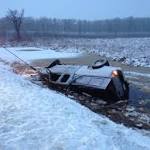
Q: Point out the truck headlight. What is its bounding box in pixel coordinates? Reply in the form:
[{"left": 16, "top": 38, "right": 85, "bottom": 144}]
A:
[{"left": 112, "top": 70, "right": 119, "bottom": 77}]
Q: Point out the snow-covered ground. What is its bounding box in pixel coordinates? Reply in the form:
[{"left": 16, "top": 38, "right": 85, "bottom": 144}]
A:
[
  {"left": 0, "top": 63, "right": 150, "bottom": 150},
  {"left": 2, "top": 37, "right": 150, "bottom": 67},
  {"left": 0, "top": 47, "right": 82, "bottom": 63},
  {"left": 59, "top": 38, "right": 150, "bottom": 67}
]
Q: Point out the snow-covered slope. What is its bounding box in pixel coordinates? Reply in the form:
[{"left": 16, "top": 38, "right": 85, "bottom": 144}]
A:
[{"left": 0, "top": 63, "right": 150, "bottom": 150}]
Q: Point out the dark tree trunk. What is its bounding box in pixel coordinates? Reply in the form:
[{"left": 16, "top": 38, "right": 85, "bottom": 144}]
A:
[{"left": 15, "top": 27, "right": 21, "bottom": 41}]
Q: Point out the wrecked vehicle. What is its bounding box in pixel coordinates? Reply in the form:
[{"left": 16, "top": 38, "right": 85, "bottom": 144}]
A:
[{"left": 39, "top": 58, "right": 129, "bottom": 100}]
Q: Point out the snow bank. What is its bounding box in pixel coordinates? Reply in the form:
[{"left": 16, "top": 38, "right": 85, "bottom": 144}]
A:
[{"left": 0, "top": 63, "right": 150, "bottom": 150}]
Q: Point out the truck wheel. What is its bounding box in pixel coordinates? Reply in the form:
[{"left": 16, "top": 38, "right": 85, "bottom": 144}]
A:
[{"left": 92, "top": 58, "right": 109, "bottom": 69}]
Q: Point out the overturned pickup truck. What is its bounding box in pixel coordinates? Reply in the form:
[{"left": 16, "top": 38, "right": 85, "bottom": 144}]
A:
[{"left": 39, "top": 59, "right": 129, "bottom": 100}]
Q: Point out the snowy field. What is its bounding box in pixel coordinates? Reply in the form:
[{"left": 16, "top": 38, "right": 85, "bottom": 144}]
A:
[{"left": 0, "top": 62, "right": 150, "bottom": 150}]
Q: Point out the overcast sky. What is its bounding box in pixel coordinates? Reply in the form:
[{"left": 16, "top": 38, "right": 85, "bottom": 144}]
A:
[{"left": 1, "top": 0, "right": 150, "bottom": 20}]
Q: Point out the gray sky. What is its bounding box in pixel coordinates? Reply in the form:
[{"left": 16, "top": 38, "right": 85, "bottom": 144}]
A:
[{"left": 1, "top": 0, "right": 150, "bottom": 20}]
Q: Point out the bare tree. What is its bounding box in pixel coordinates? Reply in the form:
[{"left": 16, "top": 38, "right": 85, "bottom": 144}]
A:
[{"left": 6, "top": 9, "right": 24, "bottom": 40}]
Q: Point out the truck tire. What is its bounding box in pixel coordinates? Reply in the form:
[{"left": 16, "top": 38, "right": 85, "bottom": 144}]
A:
[{"left": 92, "top": 58, "right": 109, "bottom": 69}]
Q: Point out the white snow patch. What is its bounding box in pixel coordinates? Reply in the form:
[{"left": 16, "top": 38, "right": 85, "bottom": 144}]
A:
[
  {"left": 0, "top": 47, "right": 82, "bottom": 63},
  {"left": 125, "top": 71, "right": 150, "bottom": 78},
  {"left": 0, "top": 63, "right": 150, "bottom": 150}
]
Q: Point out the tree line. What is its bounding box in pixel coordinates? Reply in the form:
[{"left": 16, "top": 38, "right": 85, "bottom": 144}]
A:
[{"left": 1, "top": 10, "right": 150, "bottom": 40}]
